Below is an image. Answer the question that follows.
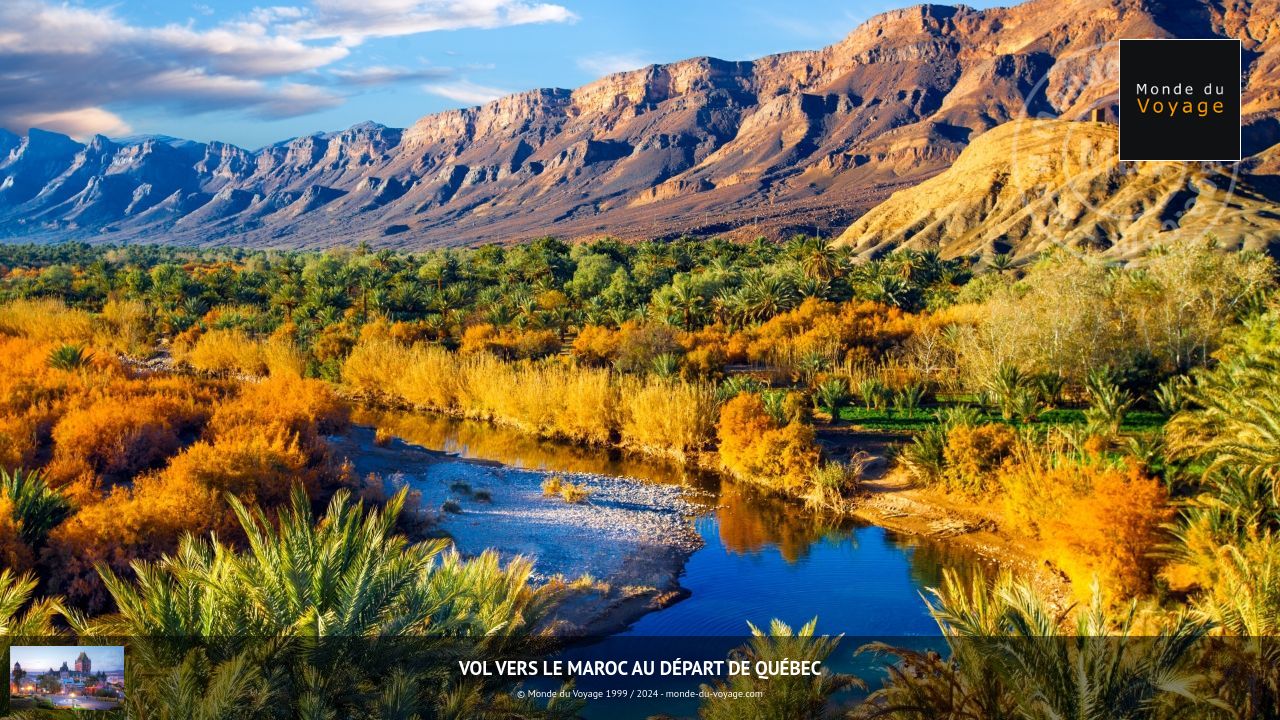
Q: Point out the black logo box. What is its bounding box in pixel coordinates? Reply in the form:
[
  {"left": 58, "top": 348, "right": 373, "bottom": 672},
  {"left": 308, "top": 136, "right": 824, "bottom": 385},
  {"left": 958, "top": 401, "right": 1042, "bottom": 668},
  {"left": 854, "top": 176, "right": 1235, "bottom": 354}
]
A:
[{"left": 1119, "top": 38, "right": 1241, "bottom": 162}]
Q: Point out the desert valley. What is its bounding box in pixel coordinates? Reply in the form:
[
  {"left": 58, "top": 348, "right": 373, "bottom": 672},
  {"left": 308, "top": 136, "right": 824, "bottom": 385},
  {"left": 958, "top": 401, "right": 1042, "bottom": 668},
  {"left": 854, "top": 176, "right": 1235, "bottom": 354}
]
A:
[{"left": 2, "top": 0, "right": 1280, "bottom": 718}]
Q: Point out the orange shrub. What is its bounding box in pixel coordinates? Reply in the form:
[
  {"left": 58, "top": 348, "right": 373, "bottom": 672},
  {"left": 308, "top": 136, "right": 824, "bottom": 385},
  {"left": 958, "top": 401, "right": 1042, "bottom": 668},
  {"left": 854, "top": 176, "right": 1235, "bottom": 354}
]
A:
[
  {"left": 311, "top": 323, "right": 358, "bottom": 364},
  {"left": 47, "top": 396, "right": 185, "bottom": 486},
  {"left": 179, "top": 327, "right": 265, "bottom": 375},
  {"left": 161, "top": 430, "right": 313, "bottom": 510},
  {"left": 737, "top": 299, "right": 922, "bottom": 370},
  {"left": 0, "top": 409, "right": 44, "bottom": 470},
  {"left": 1044, "top": 463, "right": 1173, "bottom": 600},
  {"left": 511, "top": 329, "right": 561, "bottom": 359},
  {"left": 0, "top": 496, "right": 33, "bottom": 571},
  {"left": 998, "top": 461, "right": 1089, "bottom": 539},
  {"left": 572, "top": 325, "right": 621, "bottom": 366},
  {"left": 679, "top": 327, "right": 732, "bottom": 378},
  {"left": 942, "top": 423, "right": 1018, "bottom": 493},
  {"left": 717, "top": 393, "right": 820, "bottom": 493},
  {"left": 460, "top": 323, "right": 501, "bottom": 355},
  {"left": 461, "top": 323, "right": 560, "bottom": 360},
  {"left": 45, "top": 474, "right": 218, "bottom": 612},
  {"left": 209, "top": 376, "right": 349, "bottom": 449},
  {"left": 43, "top": 376, "right": 347, "bottom": 612}
]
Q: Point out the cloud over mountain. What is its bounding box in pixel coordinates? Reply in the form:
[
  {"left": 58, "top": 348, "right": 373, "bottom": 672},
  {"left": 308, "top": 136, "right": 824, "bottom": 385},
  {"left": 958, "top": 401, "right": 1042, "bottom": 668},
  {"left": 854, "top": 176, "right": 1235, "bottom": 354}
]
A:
[{"left": 0, "top": 0, "right": 574, "bottom": 138}]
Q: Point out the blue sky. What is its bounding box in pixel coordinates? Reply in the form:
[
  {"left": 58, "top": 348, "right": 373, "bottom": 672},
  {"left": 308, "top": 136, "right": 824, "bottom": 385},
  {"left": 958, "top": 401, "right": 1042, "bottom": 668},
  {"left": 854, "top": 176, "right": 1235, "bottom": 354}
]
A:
[
  {"left": 0, "top": 0, "right": 1004, "bottom": 148},
  {"left": 10, "top": 646, "right": 125, "bottom": 673}
]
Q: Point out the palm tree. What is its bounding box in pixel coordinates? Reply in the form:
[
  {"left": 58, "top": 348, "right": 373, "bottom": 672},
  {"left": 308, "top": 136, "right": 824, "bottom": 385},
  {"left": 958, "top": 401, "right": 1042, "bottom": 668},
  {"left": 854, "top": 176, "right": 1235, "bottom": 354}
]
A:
[
  {"left": 87, "top": 487, "right": 566, "bottom": 719},
  {"left": 1084, "top": 367, "right": 1136, "bottom": 436},
  {"left": 0, "top": 568, "right": 62, "bottom": 639},
  {"left": 988, "top": 252, "right": 1015, "bottom": 274},
  {"left": 740, "top": 272, "right": 797, "bottom": 322},
  {"left": 857, "top": 571, "right": 1215, "bottom": 720},
  {"left": 984, "top": 362, "right": 1036, "bottom": 422},
  {"left": 701, "top": 618, "right": 859, "bottom": 720},
  {"left": 1185, "top": 532, "right": 1280, "bottom": 719},
  {"left": 47, "top": 343, "right": 93, "bottom": 371},
  {"left": 0, "top": 467, "right": 71, "bottom": 547},
  {"left": 1167, "top": 347, "right": 1280, "bottom": 501},
  {"left": 813, "top": 377, "right": 849, "bottom": 423},
  {"left": 797, "top": 236, "right": 841, "bottom": 283}
]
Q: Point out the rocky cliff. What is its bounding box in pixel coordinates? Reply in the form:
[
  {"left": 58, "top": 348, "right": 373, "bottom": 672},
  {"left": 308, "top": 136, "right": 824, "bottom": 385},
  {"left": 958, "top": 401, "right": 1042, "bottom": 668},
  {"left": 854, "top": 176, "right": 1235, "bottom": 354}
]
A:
[{"left": 1, "top": 0, "right": 1277, "bottom": 249}]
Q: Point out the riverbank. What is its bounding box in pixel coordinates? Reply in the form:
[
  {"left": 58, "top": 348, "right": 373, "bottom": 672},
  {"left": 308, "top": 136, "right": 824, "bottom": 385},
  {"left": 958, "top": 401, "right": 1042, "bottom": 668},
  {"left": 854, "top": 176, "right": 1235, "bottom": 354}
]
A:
[
  {"left": 328, "top": 425, "right": 707, "bottom": 637},
  {"left": 851, "top": 473, "right": 1073, "bottom": 612},
  {"left": 816, "top": 424, "right": 1074, "bottom": 611},
  {"left": 343, "top": 403, "right": 1074, "bottom": 620}
]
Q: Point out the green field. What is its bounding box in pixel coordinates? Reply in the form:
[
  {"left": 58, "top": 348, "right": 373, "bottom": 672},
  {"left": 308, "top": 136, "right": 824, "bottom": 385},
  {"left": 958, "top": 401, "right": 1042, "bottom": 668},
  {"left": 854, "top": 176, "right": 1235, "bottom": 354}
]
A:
[{"left": 838, "top": 405, "right": 1168, "bottom": 433}]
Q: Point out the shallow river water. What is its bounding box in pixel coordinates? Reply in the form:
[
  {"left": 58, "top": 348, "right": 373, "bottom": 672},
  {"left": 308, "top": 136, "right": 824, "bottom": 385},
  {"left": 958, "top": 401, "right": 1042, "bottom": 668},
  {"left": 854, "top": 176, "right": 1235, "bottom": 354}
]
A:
[{"left": 354, "top": 409, "right": 987, "bottom": 717}]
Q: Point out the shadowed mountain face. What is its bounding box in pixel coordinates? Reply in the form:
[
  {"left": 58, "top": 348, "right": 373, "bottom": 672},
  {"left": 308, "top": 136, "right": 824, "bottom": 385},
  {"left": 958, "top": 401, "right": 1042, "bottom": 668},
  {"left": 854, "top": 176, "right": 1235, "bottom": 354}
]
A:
[{"left": 1, "top": 0, "right": 1277, "bottom": 249}]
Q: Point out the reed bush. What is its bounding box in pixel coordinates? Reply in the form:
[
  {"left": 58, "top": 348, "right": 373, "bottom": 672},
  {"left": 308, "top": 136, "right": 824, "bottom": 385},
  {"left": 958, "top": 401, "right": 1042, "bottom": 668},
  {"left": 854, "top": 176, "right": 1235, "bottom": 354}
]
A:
[
  {"left": 180, "top": 327, "right": 265, "bottom": 375},
  {"left": 0, "top": 298, "right": 94, "bottom": 343},
  {"left": 619, "top": 378, "right": 717, "bottom": 458},
  {"left": 343, "top": 335, "right": 716, "bottom": 456}
]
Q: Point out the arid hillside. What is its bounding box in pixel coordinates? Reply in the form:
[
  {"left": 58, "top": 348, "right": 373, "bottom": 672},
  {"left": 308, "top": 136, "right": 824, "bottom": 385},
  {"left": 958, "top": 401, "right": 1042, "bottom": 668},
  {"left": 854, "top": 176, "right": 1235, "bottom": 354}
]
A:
[
  {"left": 1, "top": 0, "right": 1278, "bottom": 248},
  {"left": 835, "top": 119, "right": 1280, "bottom": 259}
]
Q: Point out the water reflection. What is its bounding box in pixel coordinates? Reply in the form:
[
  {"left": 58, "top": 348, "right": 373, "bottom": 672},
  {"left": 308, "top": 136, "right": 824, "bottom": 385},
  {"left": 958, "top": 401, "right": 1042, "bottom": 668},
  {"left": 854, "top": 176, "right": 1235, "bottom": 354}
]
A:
[
  {"left": 355, "top": 408, "right": 865, "bottom": 563},
  {"left": 353, "top": 408, "right": 979, "bottom": 578},
  {"left": 356, "top": 409, "right": 983, "bottom": 718},
  {"left": 353, "top": 408, "right": 717, "bottom": 494}
]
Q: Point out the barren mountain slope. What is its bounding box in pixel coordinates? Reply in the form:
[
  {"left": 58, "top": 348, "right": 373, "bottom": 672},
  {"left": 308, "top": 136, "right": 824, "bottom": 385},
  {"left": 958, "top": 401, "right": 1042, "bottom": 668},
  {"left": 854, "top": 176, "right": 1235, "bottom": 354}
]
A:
[
  {"left": 835, "top": 119, "right": 1280, "bottom": 259},
  {"left": 1, "top": 0, "right": 1277, "bottom": 248}
]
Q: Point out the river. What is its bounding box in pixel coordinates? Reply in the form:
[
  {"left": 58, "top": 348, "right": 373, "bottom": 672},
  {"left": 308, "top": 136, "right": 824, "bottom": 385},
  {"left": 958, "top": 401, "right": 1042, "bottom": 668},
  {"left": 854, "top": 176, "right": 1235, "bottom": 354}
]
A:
[{"left": 351, "top": 409, "right": 986, "bottom": 717}]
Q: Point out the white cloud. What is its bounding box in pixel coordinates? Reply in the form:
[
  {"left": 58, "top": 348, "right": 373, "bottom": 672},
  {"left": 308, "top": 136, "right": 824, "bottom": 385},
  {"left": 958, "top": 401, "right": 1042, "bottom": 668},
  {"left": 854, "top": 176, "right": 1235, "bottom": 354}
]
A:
[
  {"left": 423, "top": 80, "right": 510, "bottom": 105},
  {"left": 576, "top": 52, "right": 653, "bottom": 77},
  {"left": 331, "top": 64, "right": 456, "bottom": 86},
  {"left": 7, "top": 108, "right": 133, "bottom": 139},
  {"left": 284, "top": 0, "right": 578, "bottom": 44},
  {"left": 0, "top": 0, "right": 575, "bottom": 137}
]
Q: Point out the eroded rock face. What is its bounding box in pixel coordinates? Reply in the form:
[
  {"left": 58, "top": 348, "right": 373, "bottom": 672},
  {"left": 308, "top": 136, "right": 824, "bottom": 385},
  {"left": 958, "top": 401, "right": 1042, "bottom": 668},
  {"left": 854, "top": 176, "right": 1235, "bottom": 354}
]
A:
[
  {"left": 1, "top": 0, "right": 1277, "bottom": 248},
  {"left": 834, "top": 119, "right": 1280, "bottom": 259}
]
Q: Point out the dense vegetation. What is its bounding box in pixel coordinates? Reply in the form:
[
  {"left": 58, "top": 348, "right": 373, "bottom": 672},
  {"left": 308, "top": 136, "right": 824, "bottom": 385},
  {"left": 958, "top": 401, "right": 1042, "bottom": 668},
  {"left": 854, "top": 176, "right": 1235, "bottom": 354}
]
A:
[{"left": 0, "top": 235, "right": 1277, "bottom": 718}]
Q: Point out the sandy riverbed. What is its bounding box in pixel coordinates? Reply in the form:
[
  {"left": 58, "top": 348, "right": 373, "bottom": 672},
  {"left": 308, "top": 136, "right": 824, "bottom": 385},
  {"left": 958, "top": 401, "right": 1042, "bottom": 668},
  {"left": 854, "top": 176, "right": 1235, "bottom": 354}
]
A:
[{"left": 328, "top": 426, "right": 706, "bottom": 635}]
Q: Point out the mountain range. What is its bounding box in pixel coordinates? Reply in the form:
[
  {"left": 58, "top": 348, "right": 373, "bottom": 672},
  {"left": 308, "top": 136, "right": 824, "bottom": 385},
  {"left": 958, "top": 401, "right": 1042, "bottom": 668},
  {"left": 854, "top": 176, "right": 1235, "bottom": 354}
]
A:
[{"left": 1, "top": 0, "right": 1278, "bottom": 253}]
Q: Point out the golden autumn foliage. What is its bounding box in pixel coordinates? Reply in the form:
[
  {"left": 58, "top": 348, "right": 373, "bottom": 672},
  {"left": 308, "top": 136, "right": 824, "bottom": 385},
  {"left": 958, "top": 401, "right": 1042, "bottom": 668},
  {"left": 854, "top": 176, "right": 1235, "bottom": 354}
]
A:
[
  {"left": 47, "top": 396, "right": 187, "bottom": 486},
  {"left": 177, "top": 327, "right": 307, "bottom": 378},
  {"left": 941, "top": 423, "right": 1018, "bottom": 493},
  {"left": 460, "top": 323, "right": 560, "bottom": 360},
  {"left": 0, "top": 496, "right": 33, "bottom": 571},
  {"left": 210, "top": 376, "right": 349, "bottom": 448},
  {"left": 161, "top": 430, "right": 314, "bottom": 510},
  {"left": 717, "top": 393, "right": 820, "bottom": 493},
  {"left": 995, "top": 448, "right": 1173, "bottom": 601},
  {"left": 0, "top": 316, "right": 351, "bottom": 612},
  {"left": 678, "top": 326, "right": 734, "bottom": 377},
  {"left": 45, "top": 471, "right": 217, "bottom": 612},
  {"left": 1044, "top": 464, "right": 1173, "bottom": 600},
  {"left": 739, "top": 299, "right": 922, "bottom": 369},
  {"left": 0, "top": 408, "right": 45, "bottom": 471},
  {"left": 43, "top": 376, "right": 349, "bottom": 611},
  {"left": 571, "top": 325, "right": 621, "bottom": 366},
  {"left": 343, "top": 334, "right": 718, "bottom": 455}
]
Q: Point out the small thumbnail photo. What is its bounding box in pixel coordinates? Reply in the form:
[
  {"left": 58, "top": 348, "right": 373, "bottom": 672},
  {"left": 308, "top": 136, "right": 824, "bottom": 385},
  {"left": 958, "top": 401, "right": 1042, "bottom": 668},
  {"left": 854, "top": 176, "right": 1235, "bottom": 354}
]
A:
[{"left": 8, "top": 645, "right": 125, "bottom": 712}]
